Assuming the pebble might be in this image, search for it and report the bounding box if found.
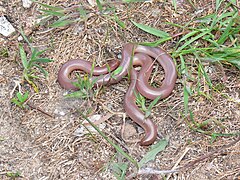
[18,35,23,41]
[22,0,33,8]
[0,6,6,13]
[0,16,15,37]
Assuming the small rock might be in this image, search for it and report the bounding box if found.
[0,16,15,37]
[123,123,137,139]
[22,0,33,8]
[87,0,97,6]
[18,35,23,41]
[0,6,6,13]
[59,111,65,116]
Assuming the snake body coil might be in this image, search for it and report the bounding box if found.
[58,43,177,146]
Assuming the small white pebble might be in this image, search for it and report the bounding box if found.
[22,0,33,8]
[0,16,15,37]
[63,91,69,96]
[18,35,23,41]
[59,111,65,116]
[0,6,6,13]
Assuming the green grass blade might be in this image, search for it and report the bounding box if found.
[35,48,49,56]
[139,36,172,47]
[216,0,224,11]
[96,0,103,11]
[39,9,65,17]
[196,13,216,24]
[217,11,235,22]
[20,28,33,51]
[172,0,177,11]
[178,30,201,43]
[112,66,123,77]
[177,30,210,52]
[217,13,237,45]
[34,1,63,11]
[50,19,74,27]
[198,60,212,88]
[30,48,38,61]
[183,85,190,116]
[16,92,24,102]
[11,98,23,108]
[33,64,48,77]
[19,44,28,69]
[145,96,161,118]
[64,91,87,99]
[34,58,53,63]
[179,54,187,75]
[114,14,126,29]
[22,92,29,101]
[131,21,170,38]
[78,6,87,19]
[175,30,200,49]
[228,59,240,69]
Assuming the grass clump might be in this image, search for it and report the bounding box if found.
[19,29,53,92]
[64,74,98,100]
[35,0,126,30]
[131,0,240,140]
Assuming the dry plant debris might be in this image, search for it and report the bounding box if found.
[0,0,239,179]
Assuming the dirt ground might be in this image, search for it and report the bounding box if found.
[0,0,239,179]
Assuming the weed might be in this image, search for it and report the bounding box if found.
[11,91,29,109]
[65,64,124,99]
[138,138,168,168]
[6,171,21,178]
[109,137,168,179]
[0,47,9,58]
[135,92,161,118]
[64,74,98,99]
[111,162,129,180]
[19,29,53,92]
[106,65,124,80]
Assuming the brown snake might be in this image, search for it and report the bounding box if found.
[58,43,177,145]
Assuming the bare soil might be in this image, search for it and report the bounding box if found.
[0,0,239,179]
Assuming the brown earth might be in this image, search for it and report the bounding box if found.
[0,0,239,179]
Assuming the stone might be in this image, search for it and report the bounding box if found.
[0,16,15,37]
[22,0,33,8]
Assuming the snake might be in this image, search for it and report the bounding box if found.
[58,43,177,146]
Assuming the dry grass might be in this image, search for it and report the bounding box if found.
[0,0,239,179]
